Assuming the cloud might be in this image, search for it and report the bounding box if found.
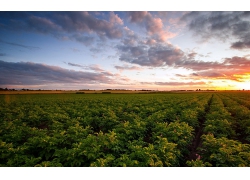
[120,26,145,49]
[27,15,62,35]
[117,23,250,84]
[190,73,199,76]
[145,38,157,45]
[205,52,212,57]
[176,59,223,71]
[107,55,117,59]
[187,52,198,60]
[109,12,123,25]
[128,11,176,42]
[66,62,114,76]
[0,60,124,86]
[88,64,105,72]
[175,74,186,77]
[223,56,250,66]
[116,43,185,67]
[114,65,142,71]
[89,47,103,53]
[0,53,6,56]
[70,34,95,46]
[180,56,250,73]
[182,56,250,82]
[140,81,206,86]
[197,71,226,78]
[231,40,250,50]
[0,39,40,50]
[189,70,243,82]
[0,12,124,45]
[181,11,250,50]
[67,62,84,68]
[122,27,138,46]
[154,81,206,86]
[48,12,123,39]
[128,11,148,23]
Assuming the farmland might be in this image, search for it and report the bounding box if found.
[0,92,250,167]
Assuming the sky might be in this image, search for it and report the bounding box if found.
[1,10,250,90]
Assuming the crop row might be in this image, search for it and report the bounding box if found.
[0,93,213,167]
[1,93,250,166]
[187,94,250,167]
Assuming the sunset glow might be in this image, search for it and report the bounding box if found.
[1,11,250,90]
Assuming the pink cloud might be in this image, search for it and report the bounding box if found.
[128,12,176,42]
[145,14,176,42]
[146,17,163,35]
[169,17,179,25]
[109,12,123,25]
[145,38,157,45]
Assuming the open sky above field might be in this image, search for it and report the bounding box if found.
[1,3,250,90]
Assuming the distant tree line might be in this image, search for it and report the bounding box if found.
[0,88,16,91]
[0,88,62,91]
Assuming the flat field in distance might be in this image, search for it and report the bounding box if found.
[0,90,159,95]
[1,92,250,167]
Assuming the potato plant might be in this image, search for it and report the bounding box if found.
[0,92,250,166]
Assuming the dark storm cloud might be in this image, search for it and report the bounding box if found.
[0,60,116,86]
[0,40,40,50]
[181,11,250,50]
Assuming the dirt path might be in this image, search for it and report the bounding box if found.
[184,94,213,165]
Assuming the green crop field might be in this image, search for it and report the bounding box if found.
[1,92,250,167]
